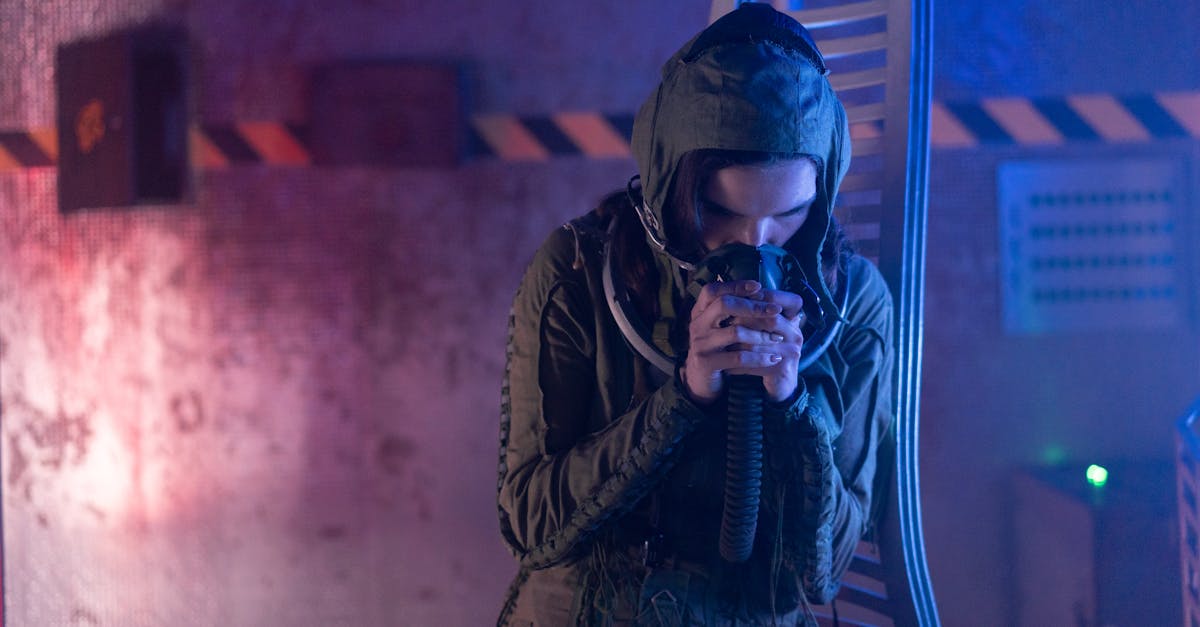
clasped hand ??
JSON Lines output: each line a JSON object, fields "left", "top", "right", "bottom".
{"left": 682, "top": 279, "right": 806, "bottom": 404}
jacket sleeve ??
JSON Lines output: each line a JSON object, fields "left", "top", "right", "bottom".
{"left": 764, "top": 256, "right": 894, "bottom": 604}
{"left": 497, "top": 227, "right": 708, "bottom": 570}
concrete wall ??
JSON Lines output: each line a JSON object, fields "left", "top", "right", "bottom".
{"left": 921, "top": 139, "right": 1199, "bottom": 625}
{"left": 1, "top": 1, "right": 1197, "bottom": 626}
{"left": 0, "top": 1, "right": 688, "bottom": 625}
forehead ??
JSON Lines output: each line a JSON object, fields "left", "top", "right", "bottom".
{"left": 703, "top": 159, "right": 818, "bottom": 215}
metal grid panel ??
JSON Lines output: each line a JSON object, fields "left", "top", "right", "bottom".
{"left": 998, "top": 158, "right": 1188, "bottom": 335}
{"left": 803, "top": 2, "right": 889, "bottom": 264}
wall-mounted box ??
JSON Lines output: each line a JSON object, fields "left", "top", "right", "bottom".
{"left": 55, "top": 25, "right": 190, "bottom": 212}
{"left": 310, "top": 62, "right": 465, "bottom": 167}
{"left": 1013, "top": 461, "right": 1180, "bottom": 626}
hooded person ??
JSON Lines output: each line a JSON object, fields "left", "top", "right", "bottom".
{"left": 496, "top": 3, "right": 894, "bottom": 625}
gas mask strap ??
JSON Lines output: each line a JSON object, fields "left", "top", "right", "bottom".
{"left": 626, "top": 175, "right": 696, "bottom": 272}
{"left": 602, "top": 215, "right": 676, "bottom": 376}
{"left": 797, "top": 267, "right": 848, "bottom": 373}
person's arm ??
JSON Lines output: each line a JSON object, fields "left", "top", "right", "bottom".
{"left": 497, "top": 228, "right": 708, "bottom": 570}
{"left": 764, "top": 257, "right": 894, "bottom": 604}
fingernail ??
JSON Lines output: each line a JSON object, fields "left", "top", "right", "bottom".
{"left": 769, "top": 333, "right": 784, "bottom": 342}
{"left": 768, "top": 354, "right": 782, "bottom": 363}
{"left": 742, "top": 281, "right": 760, "bottom": 292}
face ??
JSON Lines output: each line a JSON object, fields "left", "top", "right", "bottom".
{"left": 698, "top": 158, "right": 818, "bottom": 253}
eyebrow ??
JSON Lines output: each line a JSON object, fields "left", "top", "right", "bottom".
{"left": 701, "top": 192, "right": 817, "bottom": 218}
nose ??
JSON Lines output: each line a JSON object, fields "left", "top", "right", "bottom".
{"left": 736, "top": 219, "right": 771, "bottom": 247}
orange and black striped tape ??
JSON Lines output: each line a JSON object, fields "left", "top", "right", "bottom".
{"left": 0, "top": 128, "right": 57, "bottom": 169}
{"left": 2, "top": 92, "right": 1198, "bottom": 170}
{"left": 190, "top": 122, "right": 311, "bottom": 168}
{"left": 468, "top": 112, "right": 635, "bottom": 160}
{"left": 931, "top": 92, "right": 1200, "bottom": 148}
{"left": 0, "top": 123, "right": 312, "bottom": 171}
{"left": 466, "top": 93, "right": 1200, "bottom": 157}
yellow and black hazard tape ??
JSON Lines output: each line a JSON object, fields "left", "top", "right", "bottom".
{"left": 468, "top": 112, "right": 636, "bottom": 160}
{"left": 0, "top": 129, "right": 58, "bottom": 169}
{"left": 468, "top": 92, "right": 1200, "bottom": 157}
{"left": 2, "top": 92, "right": 1198, "bottom": 170}
{"left": 931, "top": 92, "right": 1200, "bottom": 148}
{"left": 190, "top": 122, "right": 311, "bottom": 168}
{"left": 0, "top": 122, "right": 312, "bottom": 171}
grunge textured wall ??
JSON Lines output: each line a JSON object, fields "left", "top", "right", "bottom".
{"left": 0, "top": 1, "right": 697, "bottom": 624}
{"left": 2, "top": 1, "right": 1198, "bottom": 626}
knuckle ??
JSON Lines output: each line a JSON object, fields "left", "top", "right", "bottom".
{"left": 746, "top": 352, "right": 771, "bottom": 367}
{"left": 706, "top": 282, "right": 731, "bottom": 299}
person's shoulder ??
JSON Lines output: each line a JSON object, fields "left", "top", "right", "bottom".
{"left": 518, "top": 209, "right": 608, "bottom": 297}
{"left": 840, "top": 253, "right": 893, "bottom": 331}
{"left": 529, "top": 210, "right": 605, "bottom": 270}
{"left": 531, "top": 223, "right": 579, "bottom": 270}
{"left": 844, "top": 254, "right": 889, "bottom": 299}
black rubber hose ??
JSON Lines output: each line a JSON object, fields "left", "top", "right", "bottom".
{"left": 719, "top": 374, "right": 764, "bottom": 563}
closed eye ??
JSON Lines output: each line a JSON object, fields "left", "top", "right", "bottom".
{"left": 774, "top": 204, "right": 811, "bottom": 218}
{"left": 701, "top": 199, "right": 813, "bottom": 219}
{"left": 700, "top": 200, "right": 737, "bottom": 218}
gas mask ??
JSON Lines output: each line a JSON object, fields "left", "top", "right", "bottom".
{"left": 684, "top": 242, "right": 827, "bottom": 337}
{"left": 601, "top": 222, "right": 846, "bottom": 380}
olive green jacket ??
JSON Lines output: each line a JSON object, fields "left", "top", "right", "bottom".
{"left": 497, "top": 211, "right": 894, "bottom": 624}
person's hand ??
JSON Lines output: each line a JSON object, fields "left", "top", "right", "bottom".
{"left": 682, "top": 280, "right": 806, "bottom": 404}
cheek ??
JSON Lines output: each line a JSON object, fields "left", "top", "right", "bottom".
{"left": 782, "top": 210, "right": 813, "bottom": 240}
{"left": 764, "top": 218, "right": 805, "bottom": 248}
{"left": 699, "top": 227, "right": 727, "bottom": 252}
{"left": 774, "top": 220, "right": 805, "bottom": 243}
{"left": 697, "top": 216, "right": 732, "bottom": 250}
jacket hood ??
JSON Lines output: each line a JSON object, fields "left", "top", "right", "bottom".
{"left": 631, "top": 2, "right": 851, "bottom": 309}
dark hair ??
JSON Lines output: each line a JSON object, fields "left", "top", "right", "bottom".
{"left": 601, "top": 149, "right": 850, "bottom": 321}
{"left": 597, "top": 190, "right": 660, "bottom": 322}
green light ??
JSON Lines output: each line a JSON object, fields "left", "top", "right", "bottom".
{"left": 1086, "top": 464, "right": 1109, "bottom": 487}
{"left": 1040, "top": 445, "right": 1067, "bottom": 466}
